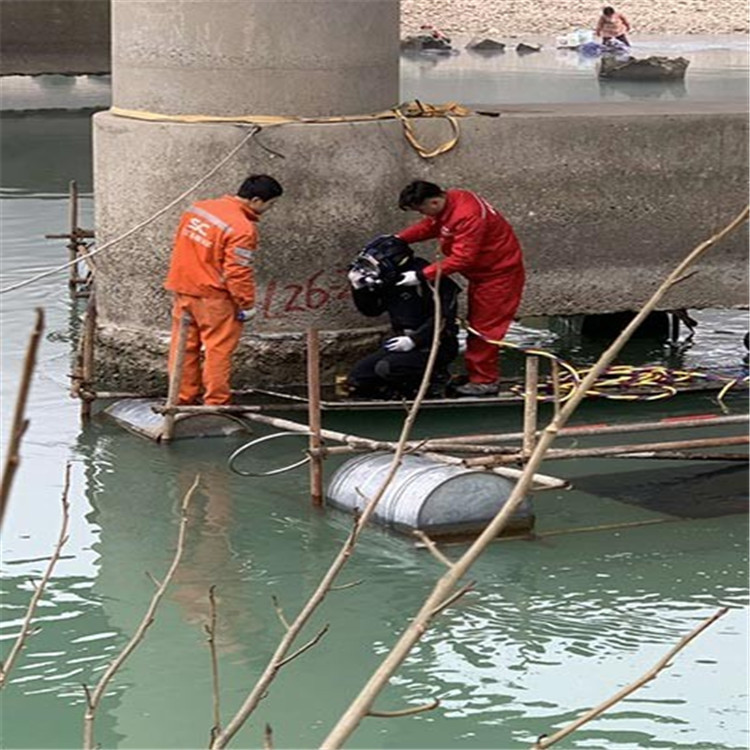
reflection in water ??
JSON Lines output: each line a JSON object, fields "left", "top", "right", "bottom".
{"left": 599, "top": 78, "right": 688, "bottom": 100}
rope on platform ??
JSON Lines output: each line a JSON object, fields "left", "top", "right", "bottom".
{"left": 463, "top": 321, "right": 749, "bottom": 404}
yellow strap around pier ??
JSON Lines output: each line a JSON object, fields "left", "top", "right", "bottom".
{"left": 109, "top": 100, "right": 478, "bottom": 159}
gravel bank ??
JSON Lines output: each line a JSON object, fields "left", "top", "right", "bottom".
{"left": 401, "top": 0, "right": 749, "bottom": 36}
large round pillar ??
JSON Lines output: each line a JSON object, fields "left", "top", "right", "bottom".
{"left": 111, "top": 0, "right": 399, "bottom": 116}
{"left": 94, "top": 0, "right": 401, "bottom": 389}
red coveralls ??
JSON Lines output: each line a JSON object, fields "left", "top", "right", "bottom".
{"left": 164, "top": 195, "right": 259, "bottom": 405}
{"left": 397, "top": 189, "right": 525, "bottom": 384}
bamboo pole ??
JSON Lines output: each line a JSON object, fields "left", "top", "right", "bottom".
{"left": 80, "top": 293, "right": 97, "bottom": 422}
{"left": 1, "top": 309, "right": 44, "bottom": 527}
{"left": 162, "top": 312, "right": 190, "bottom": 443}
{"left": 522, "top": 355, "right": 539, "bottom": 458}
{"left": 319, "top": 206, "right": 749, "bottom": 749}
{"left": 464, "top": 434, "right": 749, "bottom": 465}
{"left": 307, "top": 328, "right": 324, "bottom": 507}
{"left": 67, "top": 180, "right": 79, "bottom": 291}
{"left": 422, "top": 413, "right": 749, "bottom": 446}
{"left": 550, "top": 359, "right": 561, "bottom": 419}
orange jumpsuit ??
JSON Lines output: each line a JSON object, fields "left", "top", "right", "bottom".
{"left": 164, "top": 195, "right": 259, "bottom": 405}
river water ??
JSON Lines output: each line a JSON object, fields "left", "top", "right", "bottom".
{"left": 1, "top": 37, "right": 748, "bottom": 750}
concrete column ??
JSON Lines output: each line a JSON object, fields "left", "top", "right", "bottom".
{"left": 111, "top": 0, "right": 399, "bottom": 116}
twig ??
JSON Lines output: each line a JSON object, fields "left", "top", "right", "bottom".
{"left": 263, "top": 723, "right": 274, "bottom": 750}
{"left": 1, "top": 308, "right": 44, "bottom": 527}
{"left": 412, "top": 530, "right": 454, "bottom": 568}
{"left": 531, "top": 607, "right": 729, "bottom": 749}
{"left": 275, "top": 625, "right": 329, "bottom": 668}
{"left": 430, "top": 581, "right": 475, "bottom": 618}
{"left": 145, "top": 572, "right": 162, "bottom": 589}
{"left": 271, "top": 594, "right": 291, "bottom": 631}
{"left": 209, "top": 269, "right": 446, "bottom": 749}
{"left": 368, "top": 699, "right": 440, "bottom": 718}
{"left": 329, "top": 580, "right": 363, "bottom": 591}
{"left": 0, "top": 462, "right": 71, "bottom": 688}
{"left": 206, "top": 585, "right": 221, "bottom": 739}
{"left": 319, "top": 207, "right": 749, "bottom": 749}
{"left": 82, "top": 475, "right": 199, "bottom": 750}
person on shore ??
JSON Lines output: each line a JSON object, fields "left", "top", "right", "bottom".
{"left": 595, "top": 6, "right": 631, "bottom": 46}
{"left": 394, "top": 181, "right": 525, "bottom": 397}
{"left": 346, "top": 234, "right": 460, "bottom": 399}
{"left": 164, "top": 174, "right": 283, "bottom": 405}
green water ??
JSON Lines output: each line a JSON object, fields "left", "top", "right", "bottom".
{"left": 1, "top": 107, "right": 748, "bottom": 748}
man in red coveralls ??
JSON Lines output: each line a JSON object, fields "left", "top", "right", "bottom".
{"left": 395, "top": 181, "right": 525, "bottom": 396}
{"left": 164, "top": 174, "right": 283, "bottom": 405}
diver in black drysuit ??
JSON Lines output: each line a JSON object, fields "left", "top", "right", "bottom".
{"left": 346, "top": 236, "right": 460, "bottom": 399}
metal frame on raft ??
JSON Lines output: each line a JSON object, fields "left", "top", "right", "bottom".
{"left": 56, "top": 187, "right": 748, "bottom": 504}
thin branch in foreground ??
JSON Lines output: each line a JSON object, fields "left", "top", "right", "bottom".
{"left": 1, "top": 308, "right": 44, "bottom": 528}
{"left": 0, "top": 462, "right": 71, "bottom": 688}
{"left": 275, "top": 625, "right": 329, "bottom": 668}
{"left": 205, "top": 585, "right": 221, "bottom": 741}
{"left": 208, "top": 272, "right": 447, "bottom": 749}
{"left": 329, "top": 579, "right": 363, "bottom": 592}
{"left": 430, "top": 581, "right": 475, "bottom": 619}
{"left": 263, "top": 723, "right": 274, "bottom": 750}
{"left": 413, "top": 530, "right": 455, "bottom": 569}
{"left": 82, "top": 474, "right": 200, "bottom": 750}
{"left": 531, "top": 607, "right": 729, "bottom": 749}
{"left": 319, "top": 207, "right": 749, "bottom": 749}
{"left": 271, "top": 594, "right": 291, "bottom": 631}
{"left": 368, "top": 698, "right": 441, "bottom": 718}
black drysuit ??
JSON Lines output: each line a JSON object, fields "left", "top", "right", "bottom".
{"left": 348, "top": 258, "right": 460, "bottom": 398}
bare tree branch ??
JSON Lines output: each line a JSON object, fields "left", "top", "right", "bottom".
{"left": 206, "top": 585, "right": 222, "bottom": 740}
{"left": 319, "top": 207, "right": 749, "bottom": 749}
{"left": 430, "top": 581, "right": 475, "bottom": 618}
{"left": 368, "top": 699, "right": 440, "bottom": 718}
{"left": 271, "top": 594, "right": 291, "bottom": 631}
{"left": 531, "top": 607, "right": 729, "bottom": 749}
{"left": 275, "top": 625, "right": 329, "bottom": 668}
{"left": 263, "top": 723, "right": 274, "bottom": 750}
{"left": 1, "top": 308, "right": 44, "bottom": 527}
{"left": 82, "top": 475, "right": 200, "bottom": 750}
{"left": 0, "top": 462, "right": 71, "bottom": 688}
{"left": 329, "top": 579, "right": 363, "bottom": 592}
{"left": 209, "top": 268, "right": 446, "bottom": 749}
{"left": 413, "top": 530, "right": 454, "bottom": 568}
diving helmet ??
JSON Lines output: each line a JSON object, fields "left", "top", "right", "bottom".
{"left": 349, "top": 235, "right": 413, "bottom": 288}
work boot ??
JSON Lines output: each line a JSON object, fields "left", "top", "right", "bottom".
{"left": 454, "top": 381, "right": 499, "bottom": 397}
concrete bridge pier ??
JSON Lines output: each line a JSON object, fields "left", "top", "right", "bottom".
{"left": 93, "top": 0, "right": 402, "bottom": 390}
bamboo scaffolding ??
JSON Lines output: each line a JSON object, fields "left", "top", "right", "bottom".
{"left": 307, "top": 328, "right": 324, "bottom": 507}
{"left": 464, "top": 434, "right": 748, "bottom": 465}
{"left": 522, "top": 355, "right": 539, "bottom": 459}
{"left": 80, "top": 292, "right": 97, "bottom": 422}
{"left": 421, "top": 413, "right": 749, "bottom": 446}
{"left": 162, "top": 312, "right": 190, "bottom": 442}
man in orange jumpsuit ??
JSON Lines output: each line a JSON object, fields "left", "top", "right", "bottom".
{"left": 164, "top": 174, "right": 283, "bottom": 405}
{"left": 395, "top": 180, "right": 525, "bottom": 396}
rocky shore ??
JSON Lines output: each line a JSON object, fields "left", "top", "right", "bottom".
{"left": 401, "top": 0, "right": 749, "bottom": 36}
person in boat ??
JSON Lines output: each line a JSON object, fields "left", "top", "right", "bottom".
{"left": 595, "top": 6, "right": 632, "bottom": 47}
{"left": 394, "top": 181, "right": 525, "bottom": 397}
{"left": 346, "top": 234, "right": 460, "bottom": 400}
{"left": 164, "top": 174, "right": 283, "bottom": 405}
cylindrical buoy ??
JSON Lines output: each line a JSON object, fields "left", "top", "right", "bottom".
{"left": 326, "top": 452, "right": 535, "bottom": 539}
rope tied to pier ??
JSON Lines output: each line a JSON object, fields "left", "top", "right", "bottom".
{"left": 110, "top": 99, "right": 475, "bottom": 159}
